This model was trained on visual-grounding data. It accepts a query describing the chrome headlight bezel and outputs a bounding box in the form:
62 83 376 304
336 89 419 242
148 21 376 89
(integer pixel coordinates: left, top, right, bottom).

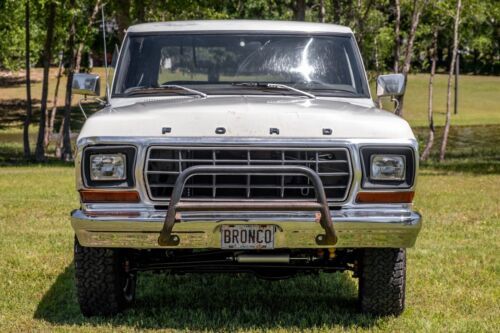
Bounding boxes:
82 146 136 188
360 146 415 189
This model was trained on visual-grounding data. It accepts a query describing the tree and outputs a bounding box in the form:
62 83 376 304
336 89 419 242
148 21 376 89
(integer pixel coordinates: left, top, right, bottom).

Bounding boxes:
440 0 462 162
394 0 428 117
60 0 77 161
421 28 438 161
114 0 131 41
34 1 57 162
393 0 401 72
332 0 341 23
133 0 146 22
294 0 306 21
44 51 63 148
318 0 326 23
354 0 374 53
23 0 32 159
75 0 101 73
0 0 40 70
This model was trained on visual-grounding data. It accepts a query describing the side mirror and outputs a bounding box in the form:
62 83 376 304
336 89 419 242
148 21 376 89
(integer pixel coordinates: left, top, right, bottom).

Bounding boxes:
72 73 100 96
376 74 405 98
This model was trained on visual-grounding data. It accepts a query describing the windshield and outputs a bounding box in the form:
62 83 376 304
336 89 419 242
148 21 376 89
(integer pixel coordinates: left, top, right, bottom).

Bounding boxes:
113 33 369 98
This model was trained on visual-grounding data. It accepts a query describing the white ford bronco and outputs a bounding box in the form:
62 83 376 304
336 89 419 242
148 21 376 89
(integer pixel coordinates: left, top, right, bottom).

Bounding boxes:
71 20 421 317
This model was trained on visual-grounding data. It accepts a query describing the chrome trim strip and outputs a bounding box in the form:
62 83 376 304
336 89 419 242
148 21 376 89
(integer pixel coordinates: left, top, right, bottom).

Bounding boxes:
78 136 418 146
73 208 421 225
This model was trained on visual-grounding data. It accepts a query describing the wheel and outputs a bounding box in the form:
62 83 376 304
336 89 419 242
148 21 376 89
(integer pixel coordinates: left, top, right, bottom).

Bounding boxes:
358 248 406 316
74 237 136 317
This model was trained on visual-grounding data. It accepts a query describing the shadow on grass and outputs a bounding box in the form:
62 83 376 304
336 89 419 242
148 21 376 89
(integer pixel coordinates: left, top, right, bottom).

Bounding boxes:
0 98 41 130
415 125 500 175
0 75 40 87
420 160 500 175
0 99 100 166
35 264 378 330
0 144 76 167
0 97 100 133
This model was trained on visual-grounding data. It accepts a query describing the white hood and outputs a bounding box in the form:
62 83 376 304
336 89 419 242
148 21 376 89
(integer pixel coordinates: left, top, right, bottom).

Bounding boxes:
78 96 415 140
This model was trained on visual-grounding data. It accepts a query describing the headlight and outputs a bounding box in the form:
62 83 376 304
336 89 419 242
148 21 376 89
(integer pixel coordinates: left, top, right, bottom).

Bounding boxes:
360 146 415 189
90 154 126 180
370 155 405 181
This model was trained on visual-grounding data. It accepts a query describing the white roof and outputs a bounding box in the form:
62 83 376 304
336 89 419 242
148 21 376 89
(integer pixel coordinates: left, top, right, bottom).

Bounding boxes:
127 20 352 34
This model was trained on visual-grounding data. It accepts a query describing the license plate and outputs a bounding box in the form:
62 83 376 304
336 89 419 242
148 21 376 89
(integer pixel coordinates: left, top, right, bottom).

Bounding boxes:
221 225 275 249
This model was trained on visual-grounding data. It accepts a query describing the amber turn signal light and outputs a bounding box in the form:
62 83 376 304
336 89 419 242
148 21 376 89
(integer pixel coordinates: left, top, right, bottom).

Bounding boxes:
356 191 414 204
79 190 140 203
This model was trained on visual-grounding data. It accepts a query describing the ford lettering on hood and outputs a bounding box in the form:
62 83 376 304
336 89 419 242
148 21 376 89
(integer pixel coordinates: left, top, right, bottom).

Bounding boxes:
79 96 414 140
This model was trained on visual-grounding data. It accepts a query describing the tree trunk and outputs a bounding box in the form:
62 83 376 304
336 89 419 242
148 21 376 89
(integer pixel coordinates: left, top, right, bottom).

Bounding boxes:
394 0 427 117
34 2 57 162
75 0 101 73
421 29 439 161
393 0 401 73
23 0 32 159
294 0 306 21
74 43 85 74
61 0 77 161
55 117 64 158
454 53 459 114
115 0 131 42
332 0 341 23
355 0 363 50
439 0 462 162
44 53 63 149
473 49 478 74
318 0 326 23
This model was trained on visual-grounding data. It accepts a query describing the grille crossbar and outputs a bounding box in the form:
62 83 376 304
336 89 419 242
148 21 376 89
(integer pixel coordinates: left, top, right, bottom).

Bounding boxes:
145 146 352 202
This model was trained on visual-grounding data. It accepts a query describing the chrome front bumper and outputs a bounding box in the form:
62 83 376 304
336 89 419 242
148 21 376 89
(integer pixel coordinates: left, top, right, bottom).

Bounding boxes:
72 209 422 249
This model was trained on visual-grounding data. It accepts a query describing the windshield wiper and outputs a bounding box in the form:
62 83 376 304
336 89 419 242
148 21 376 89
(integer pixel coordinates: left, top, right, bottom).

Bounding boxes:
232 82 315 99
160 84 207 98
301 80 357 95
123 84 207 98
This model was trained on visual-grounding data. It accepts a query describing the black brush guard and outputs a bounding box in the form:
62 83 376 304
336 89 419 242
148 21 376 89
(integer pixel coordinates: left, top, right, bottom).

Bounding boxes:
158 165 337 246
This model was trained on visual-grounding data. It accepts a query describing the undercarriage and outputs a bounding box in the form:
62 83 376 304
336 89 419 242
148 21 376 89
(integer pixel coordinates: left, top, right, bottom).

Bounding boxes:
128 248 358 279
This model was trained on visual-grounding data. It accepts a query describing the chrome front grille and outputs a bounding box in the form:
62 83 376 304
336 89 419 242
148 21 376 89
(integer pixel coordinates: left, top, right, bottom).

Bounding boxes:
145 146 352 202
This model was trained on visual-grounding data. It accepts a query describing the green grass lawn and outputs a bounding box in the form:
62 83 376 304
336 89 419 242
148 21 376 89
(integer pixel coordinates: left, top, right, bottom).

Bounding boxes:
0 166 498 332
383 74 500 127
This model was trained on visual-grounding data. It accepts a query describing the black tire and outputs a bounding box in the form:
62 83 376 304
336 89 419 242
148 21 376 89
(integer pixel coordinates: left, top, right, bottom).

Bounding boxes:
358 248 406 316
74 237 136 317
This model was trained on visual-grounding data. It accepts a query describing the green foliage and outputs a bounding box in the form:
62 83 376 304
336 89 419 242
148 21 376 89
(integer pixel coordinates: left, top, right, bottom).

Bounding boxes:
0 0 498 73
376 27 396 67
0 0 25 69
0 0 44 69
